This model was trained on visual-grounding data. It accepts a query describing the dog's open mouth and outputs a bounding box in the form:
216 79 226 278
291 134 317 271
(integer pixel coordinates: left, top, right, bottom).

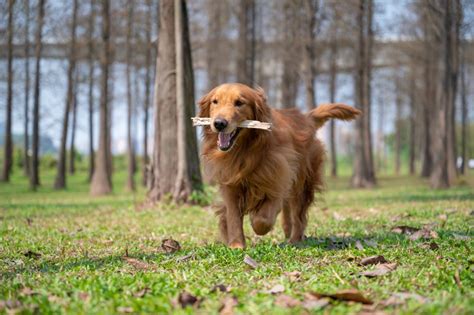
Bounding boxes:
217 129 240 152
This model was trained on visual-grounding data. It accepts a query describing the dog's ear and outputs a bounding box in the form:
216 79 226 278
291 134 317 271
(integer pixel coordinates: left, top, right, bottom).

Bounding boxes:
253 86 271 122
197 89 214 117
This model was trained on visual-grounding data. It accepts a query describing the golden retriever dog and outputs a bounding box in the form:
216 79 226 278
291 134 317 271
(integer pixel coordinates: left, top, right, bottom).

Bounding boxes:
198 83 360 249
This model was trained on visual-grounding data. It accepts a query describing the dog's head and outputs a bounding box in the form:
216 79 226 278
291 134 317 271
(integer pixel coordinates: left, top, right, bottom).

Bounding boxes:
198 83 271 152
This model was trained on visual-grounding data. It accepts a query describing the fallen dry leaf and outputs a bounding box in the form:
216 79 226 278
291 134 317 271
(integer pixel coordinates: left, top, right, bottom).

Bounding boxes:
23 250 41 259
355 240 364 250
133 287 151 298
360 255 388 266
243 255 258 269
268 284 285 294
409 229 438 241
421 242 439 250
381 292 429 306
122 257 153 271
0 300 22 310
117 306 133 313
176 252 194 262
162 238 181 253
284 271 301 282
211 284 229 293
454 268 462 288
360 263 397 278
178 291 200 308
302 297 330 310
78 292 90 301
219 296 238 315
20 287 37 297
391 226 420 235
274 294 300 308
310 289 373 304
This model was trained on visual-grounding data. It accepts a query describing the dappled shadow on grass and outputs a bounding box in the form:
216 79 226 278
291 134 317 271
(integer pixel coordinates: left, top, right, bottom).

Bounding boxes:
1 251 171 281
2 227 471 281
281 227 472 251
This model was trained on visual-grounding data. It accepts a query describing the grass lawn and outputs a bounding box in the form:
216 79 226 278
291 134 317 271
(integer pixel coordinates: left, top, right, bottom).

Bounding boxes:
0 169 473 314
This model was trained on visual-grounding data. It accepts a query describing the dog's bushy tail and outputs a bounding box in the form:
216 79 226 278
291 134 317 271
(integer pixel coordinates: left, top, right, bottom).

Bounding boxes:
307 103 361 130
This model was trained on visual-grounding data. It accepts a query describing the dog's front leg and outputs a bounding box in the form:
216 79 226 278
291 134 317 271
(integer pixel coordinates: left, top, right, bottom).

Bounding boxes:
250 198 282 236
221 186 245 249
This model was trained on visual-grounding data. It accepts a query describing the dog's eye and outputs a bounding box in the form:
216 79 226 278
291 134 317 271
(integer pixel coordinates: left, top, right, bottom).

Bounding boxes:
234 100 243 107
212 99 218 104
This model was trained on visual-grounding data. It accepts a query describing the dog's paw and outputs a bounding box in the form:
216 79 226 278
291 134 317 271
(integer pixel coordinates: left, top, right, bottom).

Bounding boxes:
228 241 245 249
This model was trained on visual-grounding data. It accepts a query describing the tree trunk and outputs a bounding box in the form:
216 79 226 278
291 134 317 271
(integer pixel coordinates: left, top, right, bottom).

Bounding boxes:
446 0 461 183
23 0 31 176
329 34 337 177
125 1 136 192
280 0 299 108
420 14 434 178
142 0 152 186
68 70 78 175
236 0 255 86
394 74 402 176
408 71 416 175
54 0 78 189
302 0 317 111
30 0 45 190
1 0 15 182
87 0 95 182
90 0 112 196
206 0 226 90
430 0 456 189
351 0 376 188
148 0 202 203
173 0 190 200
459 40 468 174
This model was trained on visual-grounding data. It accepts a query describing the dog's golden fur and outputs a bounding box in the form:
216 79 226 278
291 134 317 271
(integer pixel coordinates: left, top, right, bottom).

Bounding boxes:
199 83 360 248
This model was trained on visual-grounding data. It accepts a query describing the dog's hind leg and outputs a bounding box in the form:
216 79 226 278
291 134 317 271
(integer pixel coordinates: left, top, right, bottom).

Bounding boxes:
288 182 313 244
281 202 292 239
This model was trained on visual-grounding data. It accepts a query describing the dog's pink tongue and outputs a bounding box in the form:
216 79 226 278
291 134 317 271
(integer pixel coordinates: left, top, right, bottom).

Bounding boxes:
218 132 231 148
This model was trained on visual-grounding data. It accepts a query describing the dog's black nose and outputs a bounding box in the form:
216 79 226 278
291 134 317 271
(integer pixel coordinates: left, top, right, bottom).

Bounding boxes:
213 118 228 131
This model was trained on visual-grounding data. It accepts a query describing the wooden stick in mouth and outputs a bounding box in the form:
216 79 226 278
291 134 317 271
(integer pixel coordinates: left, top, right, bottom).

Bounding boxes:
191 117 272 131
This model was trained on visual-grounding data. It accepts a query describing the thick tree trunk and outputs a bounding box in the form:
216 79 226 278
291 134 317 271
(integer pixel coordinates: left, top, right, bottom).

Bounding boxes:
125 1 136 192
394 74 402 176
420 23 434 177
303 0 317 111
409 72 416 175
68 70 78 175
87 0 95 182
206 0 226 90
1 0 15 182
280 0 299 108
149 0 177 200
430 0 457 189
351 0 376 188
174 0 190 200
142 0 152 186
459 42 468 174
23 0 31 176
30 0 45 190
329 37 337 177
90 0 112 196
149 0 202 203
54 0 78 189
446 0 461 183
236 0 255 86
